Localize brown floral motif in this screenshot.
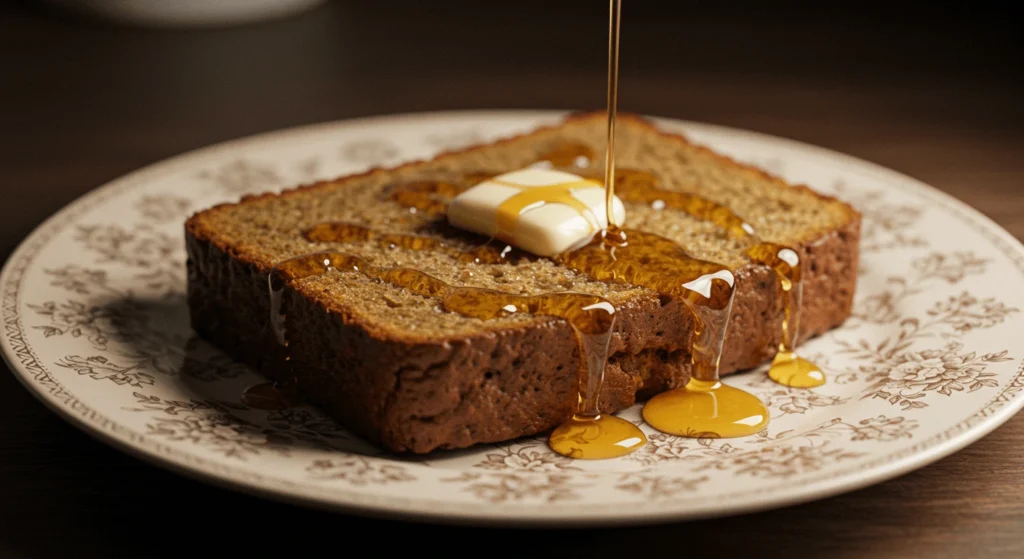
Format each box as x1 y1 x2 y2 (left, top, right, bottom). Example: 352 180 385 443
763 415 920 444
927 293 1017 333
831 182 928 252
126 393 357 458
126 393 291 460
441 471 591 504
264 408 356 446
615 473 709 500
836 247 1016 408
474 443 582 472
307 457 416 486
42 266 110 297
859 342 1006 409
30 296 246 384
197 159 284 195
340 139 400 164
844 415 919 442
133 195 191 223
913 252 989 284
148 414 283 459
761 389 848 417
627 433 739 467
855 252 991 324
30 299 120 347
627 411 915 469
56 355 154 388
698 442 865 479
855 287 902 325
177 344 250 382
70 225 183 293
32 265 251 384
74 224 180 268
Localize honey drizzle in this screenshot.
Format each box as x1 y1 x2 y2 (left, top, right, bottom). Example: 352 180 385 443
304 221 512 264
387 172 496 215
389 180 463 215
525 153 824 389
554 229 769 438
553 230 736 384
610 168 826 388
491 178 605 244
268 251 646 459
604 0 622 232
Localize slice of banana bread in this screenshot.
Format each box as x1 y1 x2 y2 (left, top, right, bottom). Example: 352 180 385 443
184 112 861 454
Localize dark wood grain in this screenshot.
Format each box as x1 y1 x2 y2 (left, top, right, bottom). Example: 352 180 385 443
1 1 1022 557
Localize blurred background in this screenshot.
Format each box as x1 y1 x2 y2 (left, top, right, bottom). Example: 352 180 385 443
1 1 1022 556
2 0 1021 260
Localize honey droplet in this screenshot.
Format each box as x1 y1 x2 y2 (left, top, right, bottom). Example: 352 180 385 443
747 243 827 389
767 350 826 388
642 378 769 438
548 414 647 460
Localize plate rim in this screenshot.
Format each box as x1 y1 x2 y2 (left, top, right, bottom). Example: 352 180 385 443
3 109 1024 527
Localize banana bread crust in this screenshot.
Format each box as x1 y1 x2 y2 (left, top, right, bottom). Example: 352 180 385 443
184 114 861 453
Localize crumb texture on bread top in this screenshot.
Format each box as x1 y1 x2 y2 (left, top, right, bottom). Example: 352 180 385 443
186 112 859 342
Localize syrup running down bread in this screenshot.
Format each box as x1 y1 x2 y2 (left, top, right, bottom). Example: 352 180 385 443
542 150 827 390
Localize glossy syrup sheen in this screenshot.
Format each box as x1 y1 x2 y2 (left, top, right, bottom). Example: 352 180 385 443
388 180 462 214
642 379 769 437
268 251 647 459
549 413 646 460
386 171 496 215
490 178 605 244
612 168 826 389
603 0 622 231
534 147 825 389
554 228 769 438
303 221 515 264
532 137 770 437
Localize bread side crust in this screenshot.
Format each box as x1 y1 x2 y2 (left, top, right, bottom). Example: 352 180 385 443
184 113 861 453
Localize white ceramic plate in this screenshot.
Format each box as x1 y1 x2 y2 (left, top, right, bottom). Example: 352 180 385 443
4 111 1023 527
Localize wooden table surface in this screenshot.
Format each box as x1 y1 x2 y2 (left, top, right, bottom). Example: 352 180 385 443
2 2 1022 557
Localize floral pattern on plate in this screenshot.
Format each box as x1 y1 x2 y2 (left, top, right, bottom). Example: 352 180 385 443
3 111 1024 525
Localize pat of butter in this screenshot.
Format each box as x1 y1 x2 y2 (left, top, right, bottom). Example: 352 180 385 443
447 168 627 257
